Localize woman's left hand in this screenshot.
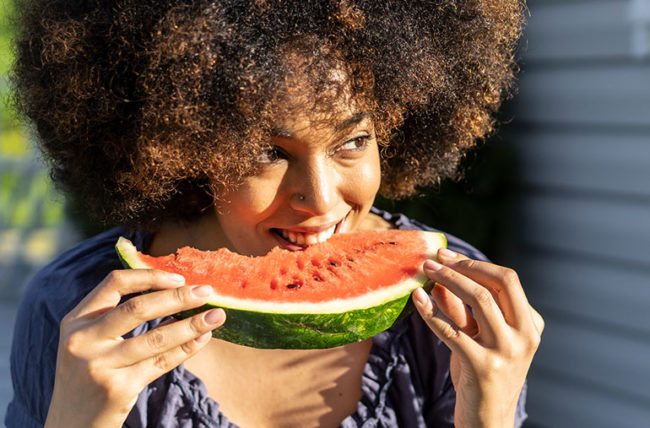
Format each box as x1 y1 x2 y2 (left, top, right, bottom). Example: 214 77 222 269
412 248 544 428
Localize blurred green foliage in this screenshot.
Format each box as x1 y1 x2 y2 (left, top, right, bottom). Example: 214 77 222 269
1 0 66 232
0 0 16 76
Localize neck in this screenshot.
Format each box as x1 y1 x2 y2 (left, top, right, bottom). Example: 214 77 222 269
148 211 228 256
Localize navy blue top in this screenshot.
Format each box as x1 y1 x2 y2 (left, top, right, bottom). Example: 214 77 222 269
6 208 527 427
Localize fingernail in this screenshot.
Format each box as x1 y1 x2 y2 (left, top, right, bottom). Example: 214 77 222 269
204 308 224 325
192 285 213 298
423 260 443 272
439 248 457 259
195 332 211 344
413 288 429 306
168 273 186 283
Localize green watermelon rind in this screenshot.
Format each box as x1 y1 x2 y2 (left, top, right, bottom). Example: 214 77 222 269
115 231 445 349
176 292 418 349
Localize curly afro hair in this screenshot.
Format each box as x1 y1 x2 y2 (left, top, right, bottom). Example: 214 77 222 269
11 0 524 229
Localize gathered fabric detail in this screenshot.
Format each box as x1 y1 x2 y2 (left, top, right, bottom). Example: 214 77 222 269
340 319 411 427
127 312 414 428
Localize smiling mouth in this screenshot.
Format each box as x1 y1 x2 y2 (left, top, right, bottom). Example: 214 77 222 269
271 218 345 248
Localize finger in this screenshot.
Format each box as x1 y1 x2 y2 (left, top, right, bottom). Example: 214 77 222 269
431 283 478 337
530 306 545 334
93 284 215 338
111 308 225 366
423 259 506 346
437 249 530 329
132 326 217 384
73 269 187 318
412 288 480 356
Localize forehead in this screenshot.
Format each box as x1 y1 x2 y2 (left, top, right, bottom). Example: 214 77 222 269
271 110 372 141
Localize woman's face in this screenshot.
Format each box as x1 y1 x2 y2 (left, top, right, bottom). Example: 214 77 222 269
213 107 381 256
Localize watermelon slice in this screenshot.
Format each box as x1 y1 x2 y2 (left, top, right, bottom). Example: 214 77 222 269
115 230 446 349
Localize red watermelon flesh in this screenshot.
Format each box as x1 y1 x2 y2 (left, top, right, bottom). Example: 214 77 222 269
137 230 425 303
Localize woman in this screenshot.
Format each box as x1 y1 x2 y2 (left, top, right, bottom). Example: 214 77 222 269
7 0 542 426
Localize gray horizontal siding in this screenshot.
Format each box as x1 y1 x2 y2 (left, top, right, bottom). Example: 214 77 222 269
518 193 650 266
533 315 650 403
509 129 650 197
524 0 650 61
506 1 650 426
526 366 650 428
513 64 650 126
519 254 650 336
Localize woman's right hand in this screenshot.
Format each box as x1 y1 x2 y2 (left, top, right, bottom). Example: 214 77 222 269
44 269 225 428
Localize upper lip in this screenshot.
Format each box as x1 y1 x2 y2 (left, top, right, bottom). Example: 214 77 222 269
273 217 346 234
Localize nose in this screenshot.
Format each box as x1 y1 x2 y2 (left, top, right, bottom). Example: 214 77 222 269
289 157 339 215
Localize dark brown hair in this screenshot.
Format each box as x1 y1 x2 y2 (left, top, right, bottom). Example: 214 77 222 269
11 0 524 228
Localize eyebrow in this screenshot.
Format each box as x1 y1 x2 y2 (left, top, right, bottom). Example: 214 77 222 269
334 112 371 133
271 112 371 139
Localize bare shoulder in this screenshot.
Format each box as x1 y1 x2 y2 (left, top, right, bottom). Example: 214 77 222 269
357 213 395 231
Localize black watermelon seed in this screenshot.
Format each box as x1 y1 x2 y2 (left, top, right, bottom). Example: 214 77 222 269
329 261 339 267
347 257 354 262
389 241 397 245
313 276 322 282
287 283 301 289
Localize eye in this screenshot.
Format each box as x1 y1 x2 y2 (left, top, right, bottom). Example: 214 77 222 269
257 146 287 163
337 136 370 153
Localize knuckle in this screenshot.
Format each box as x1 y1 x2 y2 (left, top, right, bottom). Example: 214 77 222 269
525 331 542 351
437 321 461 341
189 314 206 334
106 270 126 285
173 286 189 306
503 340 524 360
502 268 520 286
473 288 493 307
152 353 171 371
439 267 459 284
459 259 478 270
483 354 507 377
86 360 123 401
62 331 85 357
121 297 148 319
150 269 170 284
180 340 197 356
145 329 167 351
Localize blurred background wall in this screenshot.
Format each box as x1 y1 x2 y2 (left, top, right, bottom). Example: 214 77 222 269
0 0 80 419
505 0 650 426
0 0 79 302
1 0 649 426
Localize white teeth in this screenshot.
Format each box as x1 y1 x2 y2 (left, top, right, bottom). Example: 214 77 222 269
278 223 338 246
296 233 306 246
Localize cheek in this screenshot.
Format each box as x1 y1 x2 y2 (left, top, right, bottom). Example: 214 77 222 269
344 150 381 204
219 176 282 220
